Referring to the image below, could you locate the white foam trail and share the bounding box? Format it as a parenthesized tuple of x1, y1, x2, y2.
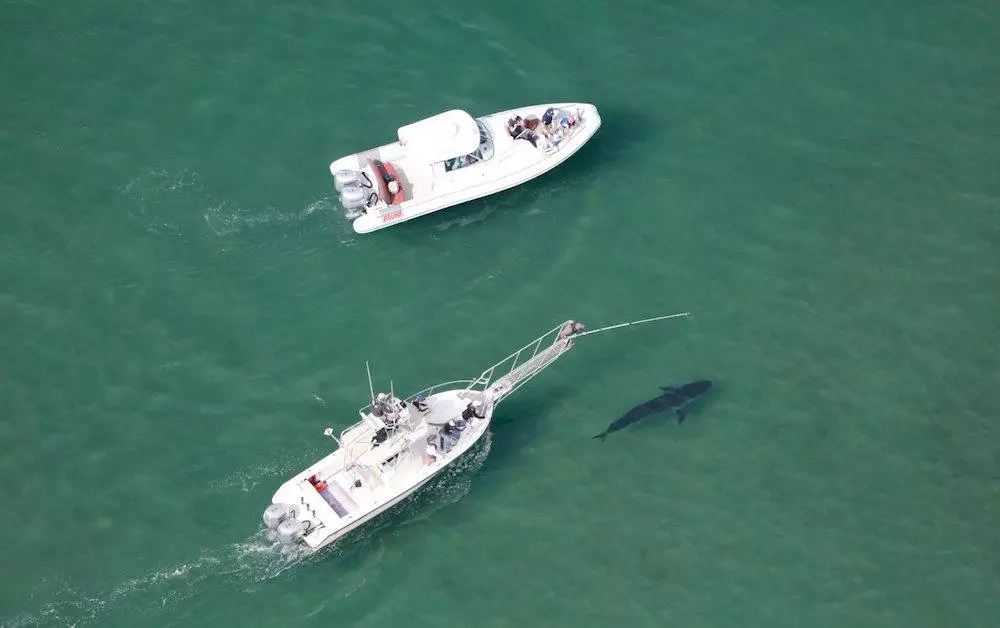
(117, 168, 333, 239)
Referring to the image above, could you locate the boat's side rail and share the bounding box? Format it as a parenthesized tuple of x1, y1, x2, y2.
(467, 321, 571, 391)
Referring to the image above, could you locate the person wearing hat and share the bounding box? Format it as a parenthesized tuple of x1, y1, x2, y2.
(461, 399, 486, 422)
(541, 107, 557, 138)
(413, 393, 430, 412)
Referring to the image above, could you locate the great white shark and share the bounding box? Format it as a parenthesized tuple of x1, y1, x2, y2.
(593, 380, 712, 442)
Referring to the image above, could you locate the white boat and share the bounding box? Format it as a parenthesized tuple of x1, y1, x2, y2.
(328, 103, 602, 233)
(262, 313, 689, 552)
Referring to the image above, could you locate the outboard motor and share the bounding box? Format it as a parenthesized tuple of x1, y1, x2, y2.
(333, 169, 360, 192)
(262, 503, 295, 531)
(340, 184, 370, 218)
(276, 516, 309, 545)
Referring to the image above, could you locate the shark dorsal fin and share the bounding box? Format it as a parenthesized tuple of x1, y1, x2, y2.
(659, 386, 676, 392)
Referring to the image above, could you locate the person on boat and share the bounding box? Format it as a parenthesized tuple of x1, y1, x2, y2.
(506, 115, 541, 148)
(440, 425, 459, 453)
(542, 107, 576, 141)
(559, 320, 587, 339)
(383, 411, 400, 430)
(440, 417, 468, 452)
(371, 426, 389, 446)
(424, 435, 441, 465)
(558, 320, 588, 347)
(372, 392, 390, 417)
(413, 394, 430, 412)
(461, 400, 486, 422)
(506, 115, 523, 138)
(542, 107, 556, 128)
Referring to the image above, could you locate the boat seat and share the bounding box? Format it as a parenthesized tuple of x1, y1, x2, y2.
(368, 158, 406, 205)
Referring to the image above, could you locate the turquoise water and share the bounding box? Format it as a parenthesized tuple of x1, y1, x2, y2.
(2, 1, 998, 626)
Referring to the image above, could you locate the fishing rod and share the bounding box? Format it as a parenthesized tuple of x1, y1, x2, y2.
(575, 312, 690, 338)
(365, 360, 375, 405)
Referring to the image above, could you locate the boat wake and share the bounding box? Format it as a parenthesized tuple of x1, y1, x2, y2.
(380, 429, 494, 532)
(203, 198, 327, 237)
(1, 432, 493, 628)
(0, 528, 324, 628)
(117, 168, 332, 240)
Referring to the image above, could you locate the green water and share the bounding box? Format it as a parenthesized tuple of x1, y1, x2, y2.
(2, 1, 998, 626)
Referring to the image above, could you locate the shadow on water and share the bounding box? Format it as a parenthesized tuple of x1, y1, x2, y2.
(480, 384, 575, 471)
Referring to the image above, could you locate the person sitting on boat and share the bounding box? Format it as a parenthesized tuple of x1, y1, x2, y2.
(542, 107, 577, 141)
(440, 425, 459, 453)
(424, 435, 441, 465)
(506, 115, 542, 148)
(413, 394, 430, 412)
(442, 417, 466, 441)
(506, 115, 523, 138)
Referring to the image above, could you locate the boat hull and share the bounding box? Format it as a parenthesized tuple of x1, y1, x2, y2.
(270, 390, 494, 552)
(329, 103, 602, 234)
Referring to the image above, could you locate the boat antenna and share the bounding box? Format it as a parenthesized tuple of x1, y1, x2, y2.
(390, 379, 394, 398)
(365, 361, 375, 405)
(575, 312, 691, 338)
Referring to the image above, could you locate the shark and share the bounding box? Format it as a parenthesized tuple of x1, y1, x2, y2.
(592, 380, 712, 442)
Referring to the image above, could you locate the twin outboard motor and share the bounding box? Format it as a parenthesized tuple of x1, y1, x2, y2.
(333, 169, 376, 219)
(264, 502, 311, 546)
(276, 517, 309, 545)
(262, 503, 296, 531)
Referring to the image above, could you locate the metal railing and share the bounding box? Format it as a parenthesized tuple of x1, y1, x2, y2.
(354, 320, 577, 422)
(474, 321, 576, 405)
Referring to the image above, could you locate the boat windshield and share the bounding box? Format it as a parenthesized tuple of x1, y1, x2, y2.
(475, 119, 494, 161)
(444, 119, 495, 172)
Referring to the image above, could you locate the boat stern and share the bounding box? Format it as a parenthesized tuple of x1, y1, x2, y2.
(262, 462, 359, 552)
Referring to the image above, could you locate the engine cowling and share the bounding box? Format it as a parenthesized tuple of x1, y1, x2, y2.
(262, 503, 295, 530)
(340, 184, 369, 210)
(333, 169, 360, 192)
(276, 517, 309, 545)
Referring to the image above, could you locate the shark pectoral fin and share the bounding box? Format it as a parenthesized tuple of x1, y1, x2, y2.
(676, 409, 686, 425)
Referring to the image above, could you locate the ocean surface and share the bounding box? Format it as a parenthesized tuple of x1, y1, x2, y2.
(2, 1, 998, 626)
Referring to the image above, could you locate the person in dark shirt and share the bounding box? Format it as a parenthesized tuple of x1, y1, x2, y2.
(506, 115, 540, 147)
(461, 400, 486, 422)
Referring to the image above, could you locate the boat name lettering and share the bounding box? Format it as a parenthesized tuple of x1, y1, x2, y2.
(382, 209, 403, 223)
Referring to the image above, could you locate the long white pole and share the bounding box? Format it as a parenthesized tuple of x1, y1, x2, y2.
(365, 361, 375, 404)
(574, 312, 690, 338)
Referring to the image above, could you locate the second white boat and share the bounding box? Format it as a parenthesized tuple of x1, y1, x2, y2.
(329, 103, 602, 233)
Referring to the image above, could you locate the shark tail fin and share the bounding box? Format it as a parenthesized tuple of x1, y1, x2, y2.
(592, 432, 607, 442)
